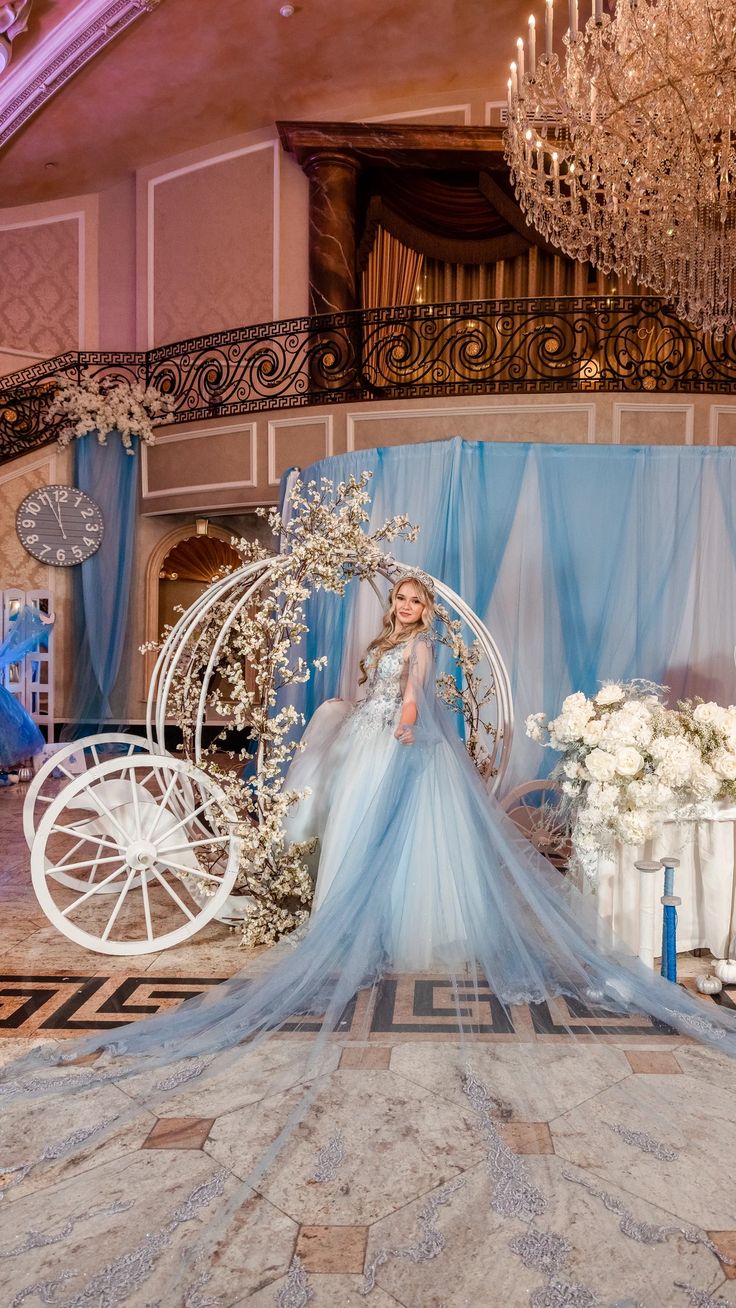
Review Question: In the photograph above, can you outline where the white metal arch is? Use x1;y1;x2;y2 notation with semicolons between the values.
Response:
145;555;514;794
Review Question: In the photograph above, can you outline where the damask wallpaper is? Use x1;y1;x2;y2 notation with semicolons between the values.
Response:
0;217;79;359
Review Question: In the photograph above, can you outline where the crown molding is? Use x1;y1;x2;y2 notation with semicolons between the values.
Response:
0;0;159;148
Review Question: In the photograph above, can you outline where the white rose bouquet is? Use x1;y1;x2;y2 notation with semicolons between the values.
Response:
47;369;175;454
526;682;736;877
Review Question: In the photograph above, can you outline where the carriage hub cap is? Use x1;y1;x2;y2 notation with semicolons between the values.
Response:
125;840;158;870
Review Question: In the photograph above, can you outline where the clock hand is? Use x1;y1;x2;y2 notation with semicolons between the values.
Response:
41;489;67;538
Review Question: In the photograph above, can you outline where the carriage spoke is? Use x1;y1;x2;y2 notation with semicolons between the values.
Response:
148;865;196;920
51;851;127;874
164;835;230;854
100;868;137;942
52;824;121;852
162;859;226;884
129;765;143;841
156;796;220;843
146;772;181;841
83;786;132;845
53;836;90;868
90;744;101;768
85;844;105;887
139;859;154;943
61;863;128;915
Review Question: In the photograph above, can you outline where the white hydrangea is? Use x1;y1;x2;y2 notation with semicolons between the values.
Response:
616;810;659;845
649;734;700;786
689;760;720;800
586;780;619;811
601;705;653;748
581;718;605;746
627;777;674;811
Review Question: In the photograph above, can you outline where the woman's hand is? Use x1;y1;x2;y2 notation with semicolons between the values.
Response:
394;724;414;746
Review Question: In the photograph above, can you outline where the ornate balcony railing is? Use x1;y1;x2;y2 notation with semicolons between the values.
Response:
3;297;736;464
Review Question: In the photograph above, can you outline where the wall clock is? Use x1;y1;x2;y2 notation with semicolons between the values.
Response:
16;485;104;567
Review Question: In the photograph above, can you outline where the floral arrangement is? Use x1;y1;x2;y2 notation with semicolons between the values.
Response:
436;613;499;780
526;683;736;875
47;370;175;454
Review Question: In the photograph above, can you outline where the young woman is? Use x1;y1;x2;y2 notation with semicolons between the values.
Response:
283;575;436;923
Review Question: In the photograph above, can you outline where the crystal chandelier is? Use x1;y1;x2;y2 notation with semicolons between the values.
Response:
504;0;736;337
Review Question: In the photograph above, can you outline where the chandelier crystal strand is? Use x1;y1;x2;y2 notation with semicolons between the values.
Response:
504;0;736;337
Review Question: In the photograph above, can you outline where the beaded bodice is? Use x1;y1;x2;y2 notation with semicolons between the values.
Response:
349;644;405;735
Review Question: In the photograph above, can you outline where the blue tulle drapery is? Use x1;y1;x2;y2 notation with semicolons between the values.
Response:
0;605;49;767
296;437;736;789
67;433;138;734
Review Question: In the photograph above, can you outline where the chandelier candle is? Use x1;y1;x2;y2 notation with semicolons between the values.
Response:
504;0;736;335
528;15;536;77
545;0;553;61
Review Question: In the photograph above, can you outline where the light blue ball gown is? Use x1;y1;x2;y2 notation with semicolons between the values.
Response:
5;629;736;1305
284;635;475;969
0;605;47;769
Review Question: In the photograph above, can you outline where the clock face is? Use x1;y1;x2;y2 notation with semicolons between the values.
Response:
16;485;104;567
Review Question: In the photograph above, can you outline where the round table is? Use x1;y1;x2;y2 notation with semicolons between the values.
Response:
595;803;736;962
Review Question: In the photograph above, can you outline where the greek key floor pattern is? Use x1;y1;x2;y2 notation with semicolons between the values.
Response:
0;971;730;1040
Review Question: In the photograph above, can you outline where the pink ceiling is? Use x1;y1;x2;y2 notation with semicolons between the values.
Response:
0;0;530;206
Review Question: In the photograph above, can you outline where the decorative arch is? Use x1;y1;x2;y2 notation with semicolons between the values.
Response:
143;521;239;687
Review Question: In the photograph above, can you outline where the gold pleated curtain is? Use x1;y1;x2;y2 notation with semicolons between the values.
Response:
361;225;424;309
360;227;424;386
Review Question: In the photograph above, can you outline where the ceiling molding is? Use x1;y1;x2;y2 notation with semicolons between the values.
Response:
0;0;159;149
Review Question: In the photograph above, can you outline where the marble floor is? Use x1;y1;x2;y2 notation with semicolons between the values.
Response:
2;780;736;1308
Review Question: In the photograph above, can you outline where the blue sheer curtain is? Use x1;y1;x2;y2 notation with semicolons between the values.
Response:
535;445;704;694
66;433;138;734
297;437;529;715
292;437;736;790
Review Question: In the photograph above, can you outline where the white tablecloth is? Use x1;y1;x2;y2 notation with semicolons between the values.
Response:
596;804;736;961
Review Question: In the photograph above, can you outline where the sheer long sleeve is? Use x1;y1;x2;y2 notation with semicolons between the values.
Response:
399;635;434;728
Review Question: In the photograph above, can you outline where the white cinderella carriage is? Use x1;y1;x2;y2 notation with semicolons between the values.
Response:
24;557;519;956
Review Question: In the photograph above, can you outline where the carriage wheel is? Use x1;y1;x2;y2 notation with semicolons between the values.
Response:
501;779;572;871
32;755;241;955
23;734;156;892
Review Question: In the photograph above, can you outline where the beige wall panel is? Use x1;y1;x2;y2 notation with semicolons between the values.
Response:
614;403;694;445
152;146;275;346
0;219;79;357
348;404;593;451
0;350;43;377
277;153;309;320
268;417;332;485
710;406;736;446
144;426;256;497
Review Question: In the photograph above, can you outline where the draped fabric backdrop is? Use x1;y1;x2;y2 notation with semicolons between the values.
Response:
296;438;736;791
66;433;138;734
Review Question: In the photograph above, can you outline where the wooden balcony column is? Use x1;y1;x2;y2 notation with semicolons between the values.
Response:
303;149;360;315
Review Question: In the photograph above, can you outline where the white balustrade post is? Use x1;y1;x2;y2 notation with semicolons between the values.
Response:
635;861;661;968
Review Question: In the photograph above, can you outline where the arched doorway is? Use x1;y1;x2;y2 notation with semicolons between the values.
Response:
143;522;242;688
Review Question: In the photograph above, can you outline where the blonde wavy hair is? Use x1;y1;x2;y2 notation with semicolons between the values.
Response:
359;575;435;684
